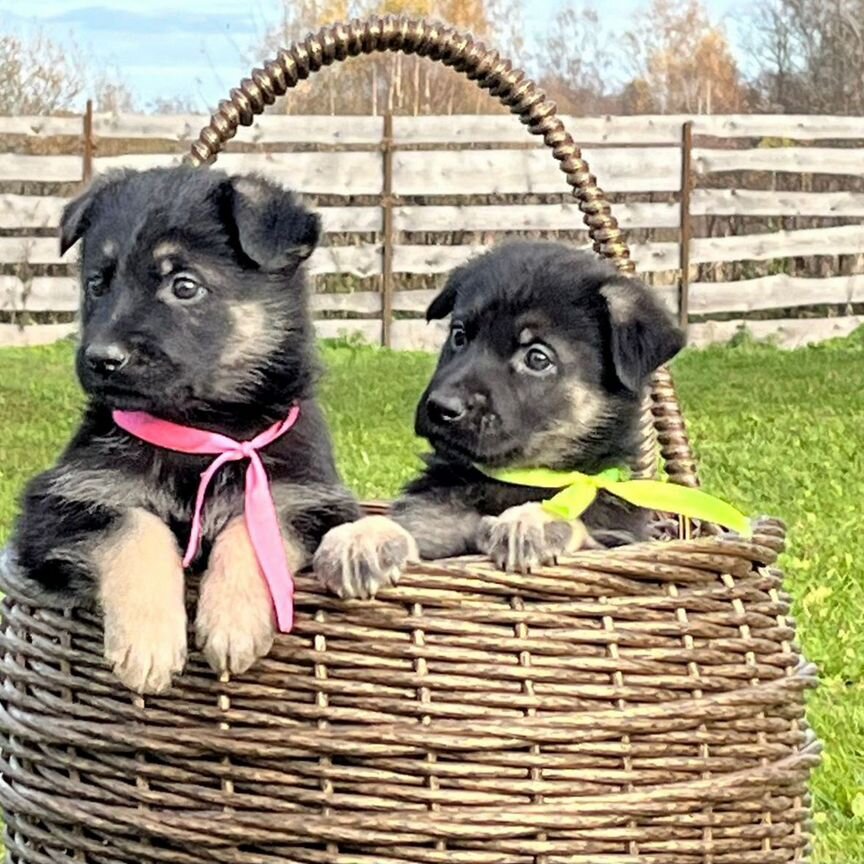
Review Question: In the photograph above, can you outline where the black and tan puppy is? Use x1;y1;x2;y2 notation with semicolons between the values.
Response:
315;241;684;596
9;166;405;693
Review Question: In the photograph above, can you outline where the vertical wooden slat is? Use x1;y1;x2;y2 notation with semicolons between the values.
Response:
82;100;94;184
381;112;395;348
678;120;693;333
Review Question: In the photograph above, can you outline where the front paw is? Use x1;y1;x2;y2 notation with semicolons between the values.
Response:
313;515;418;600
476;502;592;573
104;613;188;695
97;508;188;694
195;518;276;676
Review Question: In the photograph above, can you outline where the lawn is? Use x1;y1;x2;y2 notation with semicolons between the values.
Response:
0;332;863;862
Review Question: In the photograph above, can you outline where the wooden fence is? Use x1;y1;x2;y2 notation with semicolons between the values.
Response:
1;110;863;349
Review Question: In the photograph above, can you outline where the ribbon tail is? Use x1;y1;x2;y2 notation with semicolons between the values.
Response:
183;453;233;568
245;456;294;632
603;480;753;537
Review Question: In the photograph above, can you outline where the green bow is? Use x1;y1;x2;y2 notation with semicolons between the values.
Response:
476;464;752;538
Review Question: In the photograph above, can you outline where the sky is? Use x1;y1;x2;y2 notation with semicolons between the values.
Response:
0;0;746;111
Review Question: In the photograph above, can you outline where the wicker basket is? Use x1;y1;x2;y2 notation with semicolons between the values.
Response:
0;16;819;864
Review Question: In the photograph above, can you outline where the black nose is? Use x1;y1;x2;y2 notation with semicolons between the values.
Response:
85;343;129;375
426;392;467;425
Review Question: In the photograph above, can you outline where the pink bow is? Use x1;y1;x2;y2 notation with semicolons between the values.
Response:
112;406;301;632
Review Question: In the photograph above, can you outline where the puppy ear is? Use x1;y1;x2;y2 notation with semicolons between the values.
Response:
227;175;321;272
601;276;685;391
425;274;461;321
59;180;102;256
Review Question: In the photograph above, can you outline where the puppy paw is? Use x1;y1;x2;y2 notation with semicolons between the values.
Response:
96;508;188;694
104;613;188;695
313;515;419;600
477;502;594;573
195;518;276;676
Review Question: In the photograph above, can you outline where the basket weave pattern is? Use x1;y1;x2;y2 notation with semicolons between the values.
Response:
0;16;818;863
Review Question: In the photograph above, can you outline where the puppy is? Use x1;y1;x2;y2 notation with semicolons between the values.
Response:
315;241;684;594
10;166;375;694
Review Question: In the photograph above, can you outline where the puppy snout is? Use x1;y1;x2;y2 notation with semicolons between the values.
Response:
426;391;488;426
426;392;466;425
85;342;129;376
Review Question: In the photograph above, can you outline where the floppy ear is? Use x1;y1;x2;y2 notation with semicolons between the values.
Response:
600;276;686;391
59;179;104;256
425;278;459;321
227;175;321;272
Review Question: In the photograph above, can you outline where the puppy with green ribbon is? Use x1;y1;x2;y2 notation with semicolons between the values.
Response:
315;243;749;593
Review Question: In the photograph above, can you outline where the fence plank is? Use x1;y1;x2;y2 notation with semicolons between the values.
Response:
92;113;384;144
0;116;83;137
319;206;381;233
4;113;864;145
0;276;78;311
0;154;82;183
393;201;680;232
690;274;864;314
0;322;76;348
93;152;383;195
6;226;861;273
0;237;64;265
390;241;682;274
694;147;864;176
687;315;863;348
392;114;686;145
0;195;67;228
692;189;864;218
315;318;382;343
393;148;682;195
691;114;864;140
688;224;864;265
312;291;381;315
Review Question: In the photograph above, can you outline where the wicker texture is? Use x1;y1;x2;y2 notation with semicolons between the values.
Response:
0;15;818;863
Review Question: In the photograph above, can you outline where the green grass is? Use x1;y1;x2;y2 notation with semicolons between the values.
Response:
1;332;864;862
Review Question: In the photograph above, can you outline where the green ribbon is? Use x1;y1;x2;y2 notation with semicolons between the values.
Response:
476;464;752;538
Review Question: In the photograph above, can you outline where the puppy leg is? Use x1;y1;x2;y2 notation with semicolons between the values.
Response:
477;502;598;574
195;517;303;675
313;515;419;600
390;491;484;559
95;507;187;694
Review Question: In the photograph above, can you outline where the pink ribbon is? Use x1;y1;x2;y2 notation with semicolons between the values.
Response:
112;406;301;632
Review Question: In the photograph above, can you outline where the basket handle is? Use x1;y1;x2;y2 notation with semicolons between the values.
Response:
186;14;699;486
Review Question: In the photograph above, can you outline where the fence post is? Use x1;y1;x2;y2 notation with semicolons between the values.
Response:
678;120;693;333
82;99;95;183
380;112;395;348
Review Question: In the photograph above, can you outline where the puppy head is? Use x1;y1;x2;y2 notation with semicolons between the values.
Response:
417;241;684;469
60;167;321;422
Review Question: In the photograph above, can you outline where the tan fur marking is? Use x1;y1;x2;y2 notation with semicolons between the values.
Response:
153;241;182;260
519;381;608;467
195;517;305;675
601;281;638;324
218;302;282;372
94;507;187;694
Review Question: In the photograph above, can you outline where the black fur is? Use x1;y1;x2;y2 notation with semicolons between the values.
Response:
391;240;685;558
13;166;360;603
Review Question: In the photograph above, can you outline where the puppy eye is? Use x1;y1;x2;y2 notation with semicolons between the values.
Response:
85;276;108;298
171;275;206;303
450;324;467;351
523;345;555;373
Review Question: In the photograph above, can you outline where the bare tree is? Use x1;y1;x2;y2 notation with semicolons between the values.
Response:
0;30;86;115
538;4;618;114
624;0;747;114
256;0;518;114
746;0;864;114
